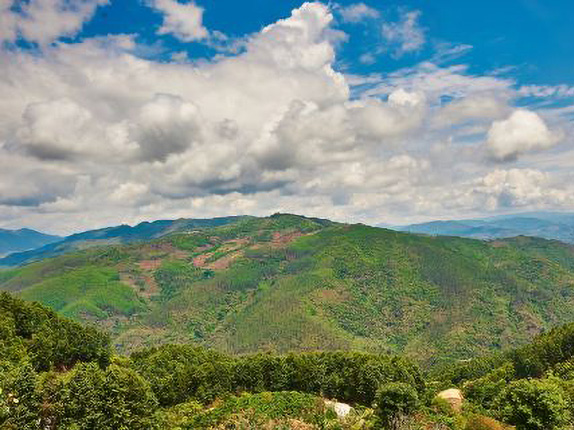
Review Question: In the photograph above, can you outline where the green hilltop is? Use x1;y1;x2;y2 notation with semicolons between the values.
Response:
2;213;574;366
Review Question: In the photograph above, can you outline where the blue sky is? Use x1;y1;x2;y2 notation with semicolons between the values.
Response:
75;0;574;84
0;0;573;234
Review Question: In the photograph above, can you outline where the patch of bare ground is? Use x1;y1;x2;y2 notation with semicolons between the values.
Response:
138;259;163;271
272;231;303;245
139;242;191;259
207;250;243;270
193;253;213;268
313;286;350;304
113;327;174;354
120;272;159;300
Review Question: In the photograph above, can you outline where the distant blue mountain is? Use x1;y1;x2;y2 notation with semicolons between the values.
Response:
0;228;62;257
0;216;246;267
392;213;574;243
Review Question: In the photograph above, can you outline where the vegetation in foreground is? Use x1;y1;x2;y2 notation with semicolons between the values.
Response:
1;293;574;429
3;214;574;367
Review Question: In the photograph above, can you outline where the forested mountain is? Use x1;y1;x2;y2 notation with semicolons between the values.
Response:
0;216;246;267
2;213;574;368
0;228;61;257
395;212;574;243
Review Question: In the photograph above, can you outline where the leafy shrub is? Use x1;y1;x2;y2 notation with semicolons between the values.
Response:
46;362;158;430
130;345;235;406
464;414;506;430
0;292;110;371
510;323;574;378
188;391;327;429
154;400;204;429
463;363;515;411
494;378;570;430
373;382;420;426
0;364;42;430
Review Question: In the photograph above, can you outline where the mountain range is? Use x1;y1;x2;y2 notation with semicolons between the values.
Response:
0;227;61;257
2;213;574;367
0;216;245;267
393;212;574;243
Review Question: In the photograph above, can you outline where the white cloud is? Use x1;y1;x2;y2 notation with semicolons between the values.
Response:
381;10;425;57
0;1;573;233
360;63;514;103
0;0;107;44
152;0;208;41
486;110;561;161
338;3;379;23
134;94;203;161
474;168;574;210
433;94;510;127
14;98;137;161
518;84;574;98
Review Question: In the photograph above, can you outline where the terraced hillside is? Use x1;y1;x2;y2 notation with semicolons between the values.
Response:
0;215;246;267
2;213;574;366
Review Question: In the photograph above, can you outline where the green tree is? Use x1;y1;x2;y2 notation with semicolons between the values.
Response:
49;362;157;430
0;364;42;430
373;382;420;428
495;378;570;430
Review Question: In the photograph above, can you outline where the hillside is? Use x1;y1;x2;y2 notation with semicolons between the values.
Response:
2;291;573;430
0;228;61;257
0;215;246;267
394;212;574;243
2;214;574;367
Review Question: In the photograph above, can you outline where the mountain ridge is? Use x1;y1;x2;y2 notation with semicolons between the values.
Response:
0;215;248;267
393;212;574;243
3;213;574;367
0;227;62;257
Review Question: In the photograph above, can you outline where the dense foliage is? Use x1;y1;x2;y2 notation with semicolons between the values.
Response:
131;346;424;407
1;293;574;429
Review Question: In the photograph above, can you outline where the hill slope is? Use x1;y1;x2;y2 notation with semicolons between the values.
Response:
0;228;61;257
2;214;574;366
0;216;246;267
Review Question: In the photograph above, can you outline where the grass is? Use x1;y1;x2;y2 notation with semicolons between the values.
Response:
18;265;146;320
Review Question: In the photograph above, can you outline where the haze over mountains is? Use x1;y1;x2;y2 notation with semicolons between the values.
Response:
393;212;574;243
0;228;61;257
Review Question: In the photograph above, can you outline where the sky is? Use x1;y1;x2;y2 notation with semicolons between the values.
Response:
0;0;573;235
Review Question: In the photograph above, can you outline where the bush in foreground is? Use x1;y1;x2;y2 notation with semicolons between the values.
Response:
494;378;570;430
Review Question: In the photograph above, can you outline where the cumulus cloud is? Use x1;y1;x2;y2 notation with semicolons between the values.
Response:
152;0;208;41
338;3;379;23
134;94;202;161
0;1;573;233
474;169;573;210
0;0;107;44
381;10;425;57
486;110;560;161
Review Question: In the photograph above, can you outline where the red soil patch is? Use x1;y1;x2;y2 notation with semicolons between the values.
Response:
207;251;243;270
193;253;212;268
138;259;163;271
120;272;159;300
270;231;303;247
